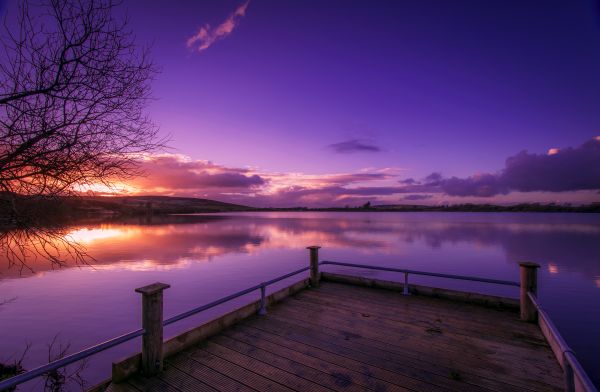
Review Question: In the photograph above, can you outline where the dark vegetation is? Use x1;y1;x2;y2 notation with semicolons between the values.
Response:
0;336;87;392
0;0;164;271
2;194;597;232
0;193;252;227
0;343;26;392
265;202;600;213
0;0;163;228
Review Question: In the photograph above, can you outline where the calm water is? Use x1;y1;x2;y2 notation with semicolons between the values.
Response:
1;211;599;390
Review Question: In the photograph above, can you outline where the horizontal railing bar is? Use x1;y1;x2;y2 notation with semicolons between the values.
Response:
0;329;144;391
1;266;313;390
163;266;310;326
263;266;310;286
565;352;598;392
528;292;598;392
163;283;263;326
320;260;520;286
528;292;572;353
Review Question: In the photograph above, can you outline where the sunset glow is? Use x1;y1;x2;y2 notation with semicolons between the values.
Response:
2;1;600;389
33;0;594;207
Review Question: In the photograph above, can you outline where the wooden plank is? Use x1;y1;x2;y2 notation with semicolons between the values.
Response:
157;365;219;392
297;289;541;346
194;341;332;392
211;334;379;392
104;280;567;392
242;315;533;392
111;278;310;382
277;298;561;378
166;355;254;392
286;290;556;362
183;347;296;392
102;382;140;392
293;290;553;355
320;273;519;310
221;325;416;392
310;283;531;331
229;323;458;392
316;282;522;325
274;302;561;388
262;306;562;392
163;278;310;357
128;375;183;392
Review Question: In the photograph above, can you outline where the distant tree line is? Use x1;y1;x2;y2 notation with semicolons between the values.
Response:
264;202;600;213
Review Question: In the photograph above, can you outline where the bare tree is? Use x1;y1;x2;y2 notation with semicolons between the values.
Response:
1;224;91;273
0;0;163;268
43;335;88;392
0;343;29;392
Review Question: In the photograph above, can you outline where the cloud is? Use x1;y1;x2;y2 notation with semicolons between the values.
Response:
130;154;264;195
429;137;600;197
439;174;508;197
424;172;443;185
502;138;600;192
402;194;433;201
186;1;250;52
327;139;382;154
114;138;600;207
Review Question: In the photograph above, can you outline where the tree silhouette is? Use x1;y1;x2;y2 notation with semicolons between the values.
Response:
0;0;164;269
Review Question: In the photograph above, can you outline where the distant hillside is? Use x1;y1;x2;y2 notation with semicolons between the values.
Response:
74;195;254;215
0;194;254;225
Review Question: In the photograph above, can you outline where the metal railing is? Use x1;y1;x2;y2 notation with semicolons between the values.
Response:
318;259;596;392
320;260;519;295
2;251;596;392
0;266;310;391
528;293;598;392
0;329;144;391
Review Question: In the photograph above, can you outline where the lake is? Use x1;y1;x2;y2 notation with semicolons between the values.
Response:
1;211;599;390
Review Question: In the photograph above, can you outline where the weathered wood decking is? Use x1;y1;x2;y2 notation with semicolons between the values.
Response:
105;281;563;392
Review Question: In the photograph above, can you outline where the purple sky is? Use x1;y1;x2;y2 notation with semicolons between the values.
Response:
3;0;600;206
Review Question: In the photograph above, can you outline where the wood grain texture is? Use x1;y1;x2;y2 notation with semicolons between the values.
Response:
105;281;564;392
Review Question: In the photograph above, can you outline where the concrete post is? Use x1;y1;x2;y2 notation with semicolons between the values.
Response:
519;262;540;322
307;246;321;287
135;282;170;376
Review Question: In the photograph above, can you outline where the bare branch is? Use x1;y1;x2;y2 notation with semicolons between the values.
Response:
43;335;89;391
0;0;164;270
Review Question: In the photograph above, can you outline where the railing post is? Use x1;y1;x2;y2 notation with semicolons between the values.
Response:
258;283;267;315
403;272;411;296
563;352;575;392
307;246;321;287
135;282;170;377
519;262;539;322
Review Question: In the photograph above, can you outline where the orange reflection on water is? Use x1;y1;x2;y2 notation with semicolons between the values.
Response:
66;227;130;243
3;212;600;281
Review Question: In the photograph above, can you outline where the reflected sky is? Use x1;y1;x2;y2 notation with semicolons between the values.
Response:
1;212;599;390
2;212;598;280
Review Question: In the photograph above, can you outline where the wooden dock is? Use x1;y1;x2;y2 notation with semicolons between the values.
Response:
3;247;594;392
104;280;563;392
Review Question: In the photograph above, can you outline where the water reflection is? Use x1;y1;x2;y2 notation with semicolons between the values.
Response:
2;212;599;282
1;212;599;390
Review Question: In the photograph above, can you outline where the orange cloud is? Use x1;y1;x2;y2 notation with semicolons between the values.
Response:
95;137;600;207
186;1;250;52
128;154;265;195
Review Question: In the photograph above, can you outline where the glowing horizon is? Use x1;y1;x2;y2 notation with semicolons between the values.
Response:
6;1;598;207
